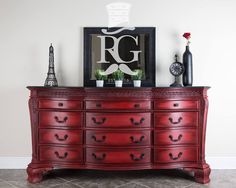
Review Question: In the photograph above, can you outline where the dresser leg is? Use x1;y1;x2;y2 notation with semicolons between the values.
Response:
27;164;53;183
193;166;211;184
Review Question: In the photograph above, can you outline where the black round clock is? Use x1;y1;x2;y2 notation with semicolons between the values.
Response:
169;55;184;87
169;62;184;76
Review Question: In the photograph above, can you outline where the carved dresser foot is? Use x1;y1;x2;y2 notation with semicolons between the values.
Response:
27;165;53;183
194;166;211;184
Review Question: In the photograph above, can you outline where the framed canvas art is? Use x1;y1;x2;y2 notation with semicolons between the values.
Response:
84;27;156;87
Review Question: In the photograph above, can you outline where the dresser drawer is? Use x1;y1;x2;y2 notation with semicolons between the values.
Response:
86;148;151;164
86;113;151;128
155;100;199;110
39;112;82;127
85;100;151;110
155;129;197;145
39;146;82;162
155;112;198;127
154;147;197;163
39;129;82;145
86;130;151;146
38;100;82;110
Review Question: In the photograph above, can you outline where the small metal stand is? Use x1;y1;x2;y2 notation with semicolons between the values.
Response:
169;55;184;87
44;44;58;87
170;77;182;87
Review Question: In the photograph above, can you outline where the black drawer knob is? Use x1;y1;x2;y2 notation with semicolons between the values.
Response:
173;103;179;107
96;103;102;108
134;104;140;108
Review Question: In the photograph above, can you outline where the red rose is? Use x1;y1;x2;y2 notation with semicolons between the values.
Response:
183;32;191;39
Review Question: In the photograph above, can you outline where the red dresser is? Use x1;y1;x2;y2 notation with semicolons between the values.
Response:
27;87;210;184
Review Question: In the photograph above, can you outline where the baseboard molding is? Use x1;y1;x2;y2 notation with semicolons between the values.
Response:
206;156;236;169
0;157;31;169
0;157;235;169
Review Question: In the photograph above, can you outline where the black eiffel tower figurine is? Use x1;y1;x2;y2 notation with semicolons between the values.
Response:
44;44;58;87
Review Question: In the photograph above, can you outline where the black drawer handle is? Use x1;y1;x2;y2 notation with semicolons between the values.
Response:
54;134;68;141
134;104;140;108
92;135;106;143
58;102;64;107
169;152;183;160
54;151;68;159
168;117;183;124
130;136;145;144
92;117;106;125
54;116;68;123
169;134;183;142
130;118;145;126
130;153;145;161
173;103;179;107
96;103;102;108
92;153;106;161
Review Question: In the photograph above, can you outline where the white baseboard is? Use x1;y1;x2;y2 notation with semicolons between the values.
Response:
0;157;31;169
0;157;235;169
206;157;236;169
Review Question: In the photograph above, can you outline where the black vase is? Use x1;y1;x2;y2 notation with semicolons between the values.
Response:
182;46;193;86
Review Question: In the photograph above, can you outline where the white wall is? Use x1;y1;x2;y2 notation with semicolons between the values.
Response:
0;0;236;168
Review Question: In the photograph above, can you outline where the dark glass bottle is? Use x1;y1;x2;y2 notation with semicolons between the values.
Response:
182;46;193;86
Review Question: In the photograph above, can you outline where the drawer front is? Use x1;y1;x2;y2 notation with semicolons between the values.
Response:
86;130;151;146
86;113;151;128
86;100;151;110
39;146;82;162
86;148;151;164
39;100;82;110
39;112;82;127
155;112;198;127
155;100;199;110
155;129;197;145
155;147;197;163
39;129;82;145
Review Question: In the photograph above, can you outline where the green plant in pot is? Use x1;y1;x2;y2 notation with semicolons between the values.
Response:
94;69;107;87
131;69;143;87
112;69;124;87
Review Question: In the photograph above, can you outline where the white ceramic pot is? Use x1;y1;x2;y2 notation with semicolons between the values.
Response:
133;80;141;87
115;80;123;87
96;80;104;87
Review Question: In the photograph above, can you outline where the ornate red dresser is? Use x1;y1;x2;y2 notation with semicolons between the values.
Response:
27;87;210;184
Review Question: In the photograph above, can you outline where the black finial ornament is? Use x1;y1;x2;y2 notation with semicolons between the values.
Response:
169;54;184;87
44;43;58;87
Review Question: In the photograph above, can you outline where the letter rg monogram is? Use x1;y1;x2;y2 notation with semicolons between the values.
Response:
97;35;141;64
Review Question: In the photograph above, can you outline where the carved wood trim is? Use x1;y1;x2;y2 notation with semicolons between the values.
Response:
28;87;209;98
37;90;85;98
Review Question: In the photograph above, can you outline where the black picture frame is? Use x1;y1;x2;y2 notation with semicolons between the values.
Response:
84;27;156;87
